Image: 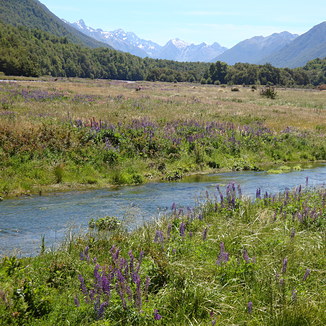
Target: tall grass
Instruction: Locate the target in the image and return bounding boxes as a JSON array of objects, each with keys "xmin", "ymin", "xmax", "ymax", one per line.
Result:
[
  {"xmin": 1, "ymin": 79, "xmax": 326, "ymax": 197},
  {"xmin": 0, "ymin": 184, "xmax": 325, "ymax": 325}
]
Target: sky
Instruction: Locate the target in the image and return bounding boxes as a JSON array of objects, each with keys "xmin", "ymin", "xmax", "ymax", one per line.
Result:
[{"xmin": 40, "ymin": 0, "xmax": 326, "ymax": 48}]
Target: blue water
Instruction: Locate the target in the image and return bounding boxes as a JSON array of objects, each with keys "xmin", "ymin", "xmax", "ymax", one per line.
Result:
[{"xmin": 0, "ymin": 164, "xmax": 325, "ymax": 257}]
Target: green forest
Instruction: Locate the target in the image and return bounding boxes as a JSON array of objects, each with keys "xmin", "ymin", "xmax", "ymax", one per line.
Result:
[{"xmin": 0, "ymin": 22, "xmax": 325, "ymax": 86}]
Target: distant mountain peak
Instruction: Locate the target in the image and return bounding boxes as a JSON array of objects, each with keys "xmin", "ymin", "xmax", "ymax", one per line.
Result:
[
  {"xmin": 170, "ymin": 38, "xmax": 190, "ymax": 49},
  {"xmin": 67, "ymin": 19, "xmax": 227, "ymax": 62},
  {"xmin": 213, "ymin": 31, "xmax": 298, "ymax": 65}
]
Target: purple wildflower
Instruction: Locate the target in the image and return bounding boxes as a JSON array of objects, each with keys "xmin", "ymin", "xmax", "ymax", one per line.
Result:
[
  {"xmin": 78, "ymin": 275, "xmax": 88, "ymax": 296},
  {"xmin": 217, "ymin": 242, "xmax": 229, "ymax": 265},
  {"xmin": 282, "ymin": 258, "xmax": 288, "ymax": 274},
  {"xmin": 154, "ymin": 230, "xmax": 165, "ymax": 243},
  {"xmin": 247, "ymin": 301, "xmax": 253, "ymax": 314},
  {"xmin": 256, "ymin": 188, "xmax": 261, "ymax": 199},
  {"xmin": 243, "ymin": 249, "xmax": 251, "ymax": 263},
  {"xmin": 74, "ymin": 296, "xmax": 80, "ymax": 307},
  {"xmin": 154, "ymin": 309, "xmax": 162, "ymax": 320},
  {"xmin": 179, "ymin": 222, "xmax": 186, "ymax": 237},
  {"xmin": 303, "ymin": 268, "xmax": 311, "ymax": 281}
]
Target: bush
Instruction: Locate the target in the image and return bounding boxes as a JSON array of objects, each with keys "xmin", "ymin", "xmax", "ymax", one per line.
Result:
[{"xmin": 260, "ymin": 86, "xmax": 277, "ymax": 99}]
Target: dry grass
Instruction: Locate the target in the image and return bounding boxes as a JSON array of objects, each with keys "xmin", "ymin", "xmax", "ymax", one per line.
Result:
[{"xmin": 4, "ymin": 79, "xmax": 325, "ymax": 132}]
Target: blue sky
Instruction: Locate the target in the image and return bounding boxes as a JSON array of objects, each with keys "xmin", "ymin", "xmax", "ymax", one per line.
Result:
[{"xmin": 40, "ymin": 0, "xmax": 326, "ymax": 48}]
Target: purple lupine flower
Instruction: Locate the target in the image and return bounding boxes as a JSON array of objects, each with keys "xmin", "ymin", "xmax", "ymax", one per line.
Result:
[
  {"xmin": 97, "ymin": 301, "xmax": 108, "ymax": 319},
  {"xmin": 243, "ymin": 249, "xmax": 251, "ymax": 263},
  {"xmin": 101, "ymin": 275, "xmax": 111, "ymax": 297},
  {"xmin": 291, "ymin": 289, "xmax": 297, "ymax": 302},
  {"xmin": 305, "ymin": 176, "xmax": 309, "ymax": 187},
  {"xmin": 247, "ymin": 301, "xmax": 253, "ymax": 314},
  {"xmin": 94, "ymin": 264, "xmax": 101, "ymax": 285},
  {"xmin": 154, "ymin": 230, "xmax": 165, "ymax": 243},
  {"xmin": 167, "ymin": 224, "xmax": 172, "ymax": 239},
  {"xmin": 110, "ymin": 245, "xmax": 120, "ymax": 262},
  {"xmin": 303, "ymin": 268, "xmax": 311, "ymax": 281},
  {"xmin": 79, "ymin": 246, "xmax": 90, "ymax": 262},
  {"xmin": 256, "ymin": 188, "xmax": 261, "ymax": 199},
  {"xmin": 282, "ymin": 258, "xmax": 288, "ymax": 274},
  {"xmin": 128, "ymin": 250, "xmax": 135, "ymax": 274},
  {"xmin": 202, "ymin": 227, "xmax": 208, "ymax": 241},
  {"xmin": 217, "ymin": 242, "xmax": 229, "ymax": 265},
  {"xmin": 74, "ymin": 296, "xmax": 80, "ymax": 307},
  {"xmin": 78, "ymin": 275, "xmax": 88, "ymax": 296},
  {"xmin": 115, "ymin": 270, "xmax": 127, "ymax": 308},
  {"xmin": 132, "ymin": 272, "xmax": 142, "ymax": 309},
  {"xmin": 154, "ymin": 309, "xmax": 162, "ymax": 320},
  {"xmin": 179, "ymin": 222, "xmax": 186, "ymax": 237}
]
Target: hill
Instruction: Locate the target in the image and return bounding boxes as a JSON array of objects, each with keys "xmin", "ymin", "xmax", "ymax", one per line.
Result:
[
  {"xmin": 260, "ymin": 21, "xmax": 326, "ymax": 68},
  {"xmin": 213, "ymin": 32, "xmax": 298, "ymax": 65},
  {"xmin": 0, "ymin": 0, "xmax": 111, "ymax": 48}
]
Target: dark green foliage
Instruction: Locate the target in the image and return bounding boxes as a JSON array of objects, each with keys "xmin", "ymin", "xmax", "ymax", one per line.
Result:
[
  {"xmin": 0, "ymin": 0, "xmax": 110, "ymax": 48},
  {"xmin": 88, "ymin": 216, "xmax": 121, "ymax": 231}
]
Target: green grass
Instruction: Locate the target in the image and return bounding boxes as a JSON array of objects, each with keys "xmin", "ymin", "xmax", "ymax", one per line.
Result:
[
  {"xmin": 0, "ymin": 185, "xmax": 325, "ymax": 325},
  {"xmin": 1, "ymin": 79, "xmax": 326, "ymax": 198}
]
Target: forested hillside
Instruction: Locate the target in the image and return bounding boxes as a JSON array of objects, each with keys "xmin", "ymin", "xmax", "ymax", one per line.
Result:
[
  {"xmin": 0, "ymin": 22, "xmax": 325, "ymax": 85},
  {"xmin": 0, "ymin": 0, "xmax": 111, "ymax": 48}
]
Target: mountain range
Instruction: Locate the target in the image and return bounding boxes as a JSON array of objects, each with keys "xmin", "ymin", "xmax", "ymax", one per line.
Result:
[
  {"xmin": 259, "ymin": 21, "xmax": 326, "ymax": 68},
  {"xmin": 213, "ymin": 32, "xmax": 299, "ymax": 65},
  {"xmin": 66, "ymin": 19, "xmax": 227, "ymax": 62},
  {"xmin": 67, "ymin": 19, "xmax": 326, "ymax": 68},
  {"xmin": 0, "ymin": 0, "xmax": 325, "ymax": 68}
]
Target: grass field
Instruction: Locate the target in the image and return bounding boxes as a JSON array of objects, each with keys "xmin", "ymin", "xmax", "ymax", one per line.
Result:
[
  {"xmin": 1, "ymin": 78, "xmax": 325, "ymax": 198},
  {"xmin": 0, "ymin": 78, "xmax": 325, "ymax": 325}
]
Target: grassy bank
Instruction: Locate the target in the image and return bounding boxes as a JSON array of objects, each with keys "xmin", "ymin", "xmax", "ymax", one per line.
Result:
[
  {"xmin": 1, "ymin": 79, "xmax": 326, "ymax": 198},
  {"xmin": 0, "ymin": 184, "xmax": 325, "ymax": 325}
]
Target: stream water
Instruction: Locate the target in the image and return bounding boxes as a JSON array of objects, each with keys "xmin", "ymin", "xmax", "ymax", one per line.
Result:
[{"xmin": 1, "ymin": 163, "xmax": 325, "ymax": 257}]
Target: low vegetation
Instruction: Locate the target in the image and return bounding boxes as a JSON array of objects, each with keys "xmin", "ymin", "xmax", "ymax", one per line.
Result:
[
  {"xmin": 0, "ymin": 183, "xmax": 325, "ymax": 325},
  {"xmin": 1, "ymin": 79, "xmax": 326, "ymax": 198}
]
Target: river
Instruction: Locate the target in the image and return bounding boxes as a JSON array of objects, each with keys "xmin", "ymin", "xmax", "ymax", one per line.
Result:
[{"xmin": 1, "ymin": 164, "xmax": 325, "ymax": 257}]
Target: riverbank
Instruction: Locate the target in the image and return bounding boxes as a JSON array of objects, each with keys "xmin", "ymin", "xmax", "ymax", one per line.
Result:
[
  {"xmin": 0, "ymin": 183, "xmax": 324, "ymax": 325},
  {"xmin": 1, "ymin": 78, "xmax": 326, "ymax": 198}
]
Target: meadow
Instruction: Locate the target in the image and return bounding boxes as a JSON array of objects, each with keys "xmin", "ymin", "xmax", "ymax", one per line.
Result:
[
  {"xmin": 0, "ymin": 78, "xmax": 326, "ymax": 198},
  {"xmin": 0, "ymin": 78, "xmax": 325, "ymax": 325}
]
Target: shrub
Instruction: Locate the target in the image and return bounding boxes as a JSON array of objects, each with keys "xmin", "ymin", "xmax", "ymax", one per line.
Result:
[{"xmin": 260, "ymin": 86, "xmax": 277, "ymax": 99}]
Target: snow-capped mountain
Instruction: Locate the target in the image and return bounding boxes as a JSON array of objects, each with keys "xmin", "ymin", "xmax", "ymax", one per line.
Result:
[{"xmin": 65, "ymin": 19, "xmax": 227, "ymax": 62}]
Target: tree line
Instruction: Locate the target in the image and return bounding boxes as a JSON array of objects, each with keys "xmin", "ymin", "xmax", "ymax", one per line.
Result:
[{"xmin": 0, "ymin": 22, "xmax": 325, "ymax": 86}]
